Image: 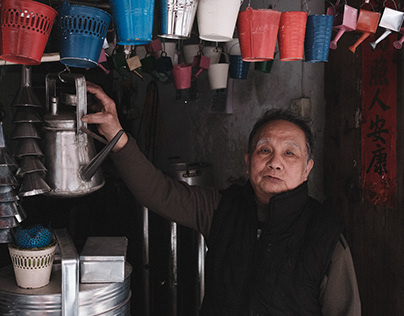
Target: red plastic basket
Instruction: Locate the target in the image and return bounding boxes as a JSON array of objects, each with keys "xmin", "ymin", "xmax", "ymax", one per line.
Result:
[{"xmin": 1, "ymin": 0, "xmax": 57, "ymax": 65}]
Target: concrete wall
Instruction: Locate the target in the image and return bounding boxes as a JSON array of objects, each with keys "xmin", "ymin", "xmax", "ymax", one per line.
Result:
[{"xmin": 149, "ymin": 0, "xmax": 327, "ymax": 201}]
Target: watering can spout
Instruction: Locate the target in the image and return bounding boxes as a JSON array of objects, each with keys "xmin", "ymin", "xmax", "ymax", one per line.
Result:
[
  {"xmin": 370, "ymin": 29, "xmax": 392, "ymax": 49},
  {"xmin": 349, "ymin": 32, "xmax": 370, "ymax": 53},
  {"xmin": 80, "ymin": 130, "xmax": 124, "ymax": 182},
  {"xmin": 330, "ymin": 28, "xmax": 346, "ymax": 50}
]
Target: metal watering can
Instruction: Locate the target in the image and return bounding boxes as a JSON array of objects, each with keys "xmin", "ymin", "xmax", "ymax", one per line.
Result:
[{"xmin": 43, "ymin": 72, "xmax": 123, "ymax": 197}]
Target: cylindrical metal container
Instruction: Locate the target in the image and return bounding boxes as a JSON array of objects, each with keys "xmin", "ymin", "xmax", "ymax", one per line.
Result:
[
  {"xmin": 164, "ymin": 161, "xmax": 213, "ymax": 315},
  {"xmin": 165, "ymin": 162, "xmax": 213, "ymax": 186},
  {"xmin": 0, "ymin": 263, "xmax": 132, "ymax": 315}
]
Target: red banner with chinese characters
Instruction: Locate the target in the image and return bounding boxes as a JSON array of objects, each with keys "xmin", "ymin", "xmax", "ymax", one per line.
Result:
[{"xmin": 361, "ymin": 26, "xmax": 397, "ymax": 208}]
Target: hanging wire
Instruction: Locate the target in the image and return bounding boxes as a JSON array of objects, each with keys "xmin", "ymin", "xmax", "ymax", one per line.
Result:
[
  {"xmin": 57, "ymin": 66, "xmax": 71, "ymax": 83},
  {"xmin": 303, "ymin": 0, "xmax": 311, "ymax": 13}
]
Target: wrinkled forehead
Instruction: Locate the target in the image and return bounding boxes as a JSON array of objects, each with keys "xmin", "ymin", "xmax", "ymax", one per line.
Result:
[{"xmin": 255, "ymin": 137, "xmax": 302, "ymax": 150}]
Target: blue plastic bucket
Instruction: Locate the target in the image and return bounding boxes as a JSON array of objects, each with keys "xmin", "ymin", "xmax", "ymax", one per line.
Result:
[
  {"xmin": 229, "ymin": 55, "xmax": 250, "ymax": 79},
  {"xmin": 109, "ymin": 0, "xmax": 155, "ymax": 45},
  {"xmin": 304, "ymin": 14, "xmax": 334, "ymax": 63},
  {"xmin": 58, "ymin": 2, "xmax": 111, "ymax": 68}
]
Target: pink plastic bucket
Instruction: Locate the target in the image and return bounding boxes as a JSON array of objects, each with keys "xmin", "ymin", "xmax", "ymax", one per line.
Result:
[{"xmin": 172, "ymin": 63, "xmax": 192, "ymax": 89}]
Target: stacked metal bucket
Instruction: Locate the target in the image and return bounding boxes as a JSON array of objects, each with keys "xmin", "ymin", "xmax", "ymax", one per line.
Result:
[
  {"xmin": 11, "ymin": 66, "xmax": 50, "ymax": 196},
  {"xmin": 0, "ymin": 122, "xmax": 26, "ymax": 243}
]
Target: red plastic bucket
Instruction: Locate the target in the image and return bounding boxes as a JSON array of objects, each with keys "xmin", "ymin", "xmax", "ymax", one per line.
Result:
[
  {"xmin": 237, "ymin": 7, "xmax": 281, "ymax": 61},
  {"xmin": 1, "ymin": 0, "xmax": 57, "ymax": 65},
  {"xmin": 172, "ymin": 63, "xmax": 192, "ymax": 89},
  {"xmin": 278, "ymin": 11, "xmax": 308, "ymax": 61}
]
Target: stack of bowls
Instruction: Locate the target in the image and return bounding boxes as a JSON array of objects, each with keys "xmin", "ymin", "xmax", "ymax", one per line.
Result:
[
  {"xmin": 0, "ymin": 122, "xmax": 26, "ymax": 243},
  {"xmin": 11, "ymin": 66, "xmax": 50, "ymax": 197}
]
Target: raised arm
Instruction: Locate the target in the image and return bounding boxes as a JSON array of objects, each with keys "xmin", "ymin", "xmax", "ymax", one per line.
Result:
[{"xmin": 81, "ymin": 81, "xmax": 128, "ymax": 152}]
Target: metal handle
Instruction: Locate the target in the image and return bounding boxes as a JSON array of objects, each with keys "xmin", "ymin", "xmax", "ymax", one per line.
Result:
[
  {"xmin": 80, "ymin": 130, "xmax": 124, "ymax": 182},
  {"xmin": 54, "ymin": 229, "xmax": 79, "ymax": 316}
]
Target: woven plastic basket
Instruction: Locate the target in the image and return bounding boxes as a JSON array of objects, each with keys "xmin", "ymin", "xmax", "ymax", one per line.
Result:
[{"xmin": 8, "ymin": 242, "xmax": 57, "ymax": 289}]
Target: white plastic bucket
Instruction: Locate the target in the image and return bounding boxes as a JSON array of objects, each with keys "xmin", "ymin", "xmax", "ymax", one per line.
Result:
[
  {"xmin": 184, "ymin": 44, "xmax": 200, "ymax": 64},
  {"xmin": 225, "ymin": 38, "xmax": 241, "ymax": 55},
  {"xmin": 208, "ymin": 63, "xmax": 229, "ymax": 89},
  {"xmin": 202, "ymin": 46, "xmax": 222, "ymax": 64},
  {"xmin": 197, "ymin": 0, "xmax": 242, "ymax": 42},
  {"xmin": 8, "ymin": 243, "xmax": 57, "ymax": 289}
]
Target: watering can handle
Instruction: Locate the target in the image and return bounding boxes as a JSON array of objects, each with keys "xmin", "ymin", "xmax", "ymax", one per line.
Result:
[
  {"xmin": 80, "ymin": 129, "xmax": 124, "ymax": 182},
  {"xmin": 383, "ymin": 0, "xmax": 398, "ymax": 10}
]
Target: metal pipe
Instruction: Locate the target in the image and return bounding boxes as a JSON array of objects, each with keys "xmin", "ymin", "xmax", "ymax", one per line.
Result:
[
  {"xmin": 142, "ymin": 206, "xmax": 150, "ymax": 316},
  {"xmin": 169, "ymin": 221, "xmax": 178, "ymax": 316},
  {"xmin": 197, "ymin": 233, "xmax": 206, "ymax": 314}
]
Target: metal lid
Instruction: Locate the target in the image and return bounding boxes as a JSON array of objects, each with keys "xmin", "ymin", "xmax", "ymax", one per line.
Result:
[{"xmin": 80, "ymin": 236, "xmax": 128, "ymax": 262}]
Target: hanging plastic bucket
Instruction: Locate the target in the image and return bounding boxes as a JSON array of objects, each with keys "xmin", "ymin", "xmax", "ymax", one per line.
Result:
[
  {"xmin": 255, "ymin": 59, "xmax": 274, "ymax": 73},
  {"xmin": 202, "ymin": 46, "xmax": 222, "ymax": 64},
  {"xmin": 229, "ymin": 55, "xmax": 250, "ymax": 79},
  {"xmin": 237, "ymin": 7, "xmax": 281, "ymax": 61},
  {"xmin": 159, "ymin": 0, "xmax": 199, "ymax": 39},
  {"xmin": 57, "ymin": 2, "xmax": 111, "ymax": 68},
  {"xmin": 197, "ymin": 0, "xmax": 241, "ymax": 42},
  {"xmin": 172, "ymin": 63, "xmax": 192, "ymax": 89},
  {"xmin": 225, "ymin": 38, "xmax": 241, "ymax": 55},
  {"xmin": 278, "ymin": 11, "xmax": 308, "ymax": 61},
  {"xmin": 304, "ymin": 14, "xmax": 334, "ymax": 63},
  {"xmin": 0, "ymin": 0, "xmax": 57, "ymax": 65},
  {"xmin": 208, "ymin": 63, "xmax": 229, "ymax": 89},
  {"xmin": 109, "ymin": 0, "xmax": 155, "ymax": 45}
]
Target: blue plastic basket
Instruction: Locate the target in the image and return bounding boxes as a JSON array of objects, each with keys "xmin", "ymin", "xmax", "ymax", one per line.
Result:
[
  {"xmin": 109, "ymin": 0, "xmax": 155, "ymax": 45},
  {"xmin": 229, "ymin": 55, "xmax": 250, "ymax": 79},
  {"xmin": 304, "ymin": 14, "xmax": 334, "ymax": 63},
  {"xmin": 57, "ymin": 1, "xmax": 111, "ymax": 68}
]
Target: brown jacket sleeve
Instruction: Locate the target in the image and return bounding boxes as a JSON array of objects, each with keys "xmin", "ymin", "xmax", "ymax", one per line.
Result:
[{"xmin": 109, "ymin": 135, "xmax": 221, "ymax": 237}]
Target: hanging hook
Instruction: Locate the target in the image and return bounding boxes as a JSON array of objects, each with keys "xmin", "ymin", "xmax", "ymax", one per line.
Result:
[{"xmin": 57, "ymin": 66, "xmax": 70, "ymax": 83}]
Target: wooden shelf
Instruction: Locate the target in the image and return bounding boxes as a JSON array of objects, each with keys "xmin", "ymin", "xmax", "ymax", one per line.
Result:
[{"xmin": 0, "ymin": 53, "xmax": 60, "ymax": 66}]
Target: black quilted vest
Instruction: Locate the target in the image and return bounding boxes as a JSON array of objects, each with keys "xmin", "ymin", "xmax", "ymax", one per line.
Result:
[{"xmin": 200, "ymin": 181, "xmax": 343, "ymax": 316}]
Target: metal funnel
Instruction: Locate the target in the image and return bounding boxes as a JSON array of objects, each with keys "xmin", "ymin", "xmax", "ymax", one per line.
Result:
[
  {"xmin": 0, "ymin": 228, "xmax": 13, "ymax": 243},
  {"xmin": 19, "ymin": 172, "xmax": 51, "ymax": 197},
  {"xmin": 0, "ymin": 185, "xmax": 15, "ymax": 194},
  {"xmin": 11, "ymin": 66, "xmax": 42, "ymax": 108},
  {"xmin": 0, "ymin": 216, "xmax": 18, "ymax": 229},
  {"xmin": 0, "ymin": 202, "xmax": 21, "ymax": 217},
  {"xmin": 12, "ymin": 107, "xmax": 43, "ymax": 123},
  {"xmin": 0, "ymin": 166, "xmax": 19, "ymax": 186},
  {"xmin": 11, "ymin": 123, "xmax": 41, "ymax": 139},
  {"xmin": 14, "ymin": 139, "xmax": 44, "ymax": 158},
  {"xmin": 17, "ymin": 156, "xmax": 47, "ymax": 176},
  {"xmin": 0, "ymin": 189, "xmax": 19, "ymax": 202},
  {"xmin": 0, "ymin": 148, "xmax": 19, "ymax": 172},
  {"xmin": 14, "ymin": 205, "xmax": 28, "ymax": 223}
]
